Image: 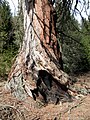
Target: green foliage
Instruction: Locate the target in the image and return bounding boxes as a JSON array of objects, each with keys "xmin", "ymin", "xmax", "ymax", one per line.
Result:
[
  {"xmin": 62, "ymin": 37, "xmax": 89, "ymax": 74},
  {"xmin": 0, "ymin": 0, "xmax": 24, "ymax": 81},
  {"xmin": 56, "ymin": 1, "xmax": 89, "ymax": 74},
  {"xmin": 13, "ymin": 13, "xmax": 24, "ymax": 47},
  {"xmin": 81, "ymin": 19, "xmax": 90, "ymax": 65},
  {"xmin": 0, "ymin": 0, "xmax": 14, "ymax": 50},
  {"xmin": 0, "ymin": 0, "xmax": 20, "ymax": 80},
  {"xmin": 0, "ymin": 49, "xmax": 17, "ymax": 80}
]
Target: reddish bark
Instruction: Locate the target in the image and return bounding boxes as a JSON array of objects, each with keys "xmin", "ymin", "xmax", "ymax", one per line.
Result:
[
  {"xmin": 34, "ymin": 0, "xmax": 60, "ymax": 61},
  {"xmin": 6, "ymin": 0, "xmax": 71, "ymax": 103}
]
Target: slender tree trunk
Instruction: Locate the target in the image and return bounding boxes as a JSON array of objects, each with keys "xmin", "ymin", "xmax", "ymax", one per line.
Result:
[{"xmin": 6, "ymin": 0, "xmax": 70, "ymax": 104}]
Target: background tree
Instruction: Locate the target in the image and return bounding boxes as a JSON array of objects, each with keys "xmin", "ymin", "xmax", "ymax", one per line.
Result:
[
  {"xmin": 12, "ymin": 5, "xmax": 24, "ymax": 49},
  {"xmin": 0, "ymin": 0, "xmax": 13, "ymax": 50},
  {"xmin": 0, "ymin": 0, "xmax": 19, "ymax": 80},
  {"xmin": 81, "ymin": 17, "xmax": 90, "ymax": 68},
  {"xmin": 56, "ymin": 0, "xmax": 89, "ymax": 74}
]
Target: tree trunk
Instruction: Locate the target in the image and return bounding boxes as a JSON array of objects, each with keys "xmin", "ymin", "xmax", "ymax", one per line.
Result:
[{"xmin": 6, "ymin": 0, "xmax": 71, "ymax": 104}]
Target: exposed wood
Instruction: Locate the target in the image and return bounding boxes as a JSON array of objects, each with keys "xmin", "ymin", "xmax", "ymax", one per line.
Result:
[{"xmin": 6, "ymin": 0, "xmax": 71, "ymax": 103}]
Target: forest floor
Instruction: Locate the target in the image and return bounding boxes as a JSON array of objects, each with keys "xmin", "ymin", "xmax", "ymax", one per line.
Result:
[{"xmin": 0, "ymin": 72, "xmax": 90, "ymax": 120}]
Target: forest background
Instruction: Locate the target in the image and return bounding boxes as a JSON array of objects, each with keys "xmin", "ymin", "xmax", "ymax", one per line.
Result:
[{"xmin": 0, "ymin": 0, "xmax": 90, "ymax": 81}]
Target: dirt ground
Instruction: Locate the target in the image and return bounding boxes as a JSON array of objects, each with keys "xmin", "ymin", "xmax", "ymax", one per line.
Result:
[{"xmin": 0, "ymin": 72, "xmax": 90, "ymax": 120}]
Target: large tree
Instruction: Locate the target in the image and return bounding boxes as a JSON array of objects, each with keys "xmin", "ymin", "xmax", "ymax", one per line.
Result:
[{"xmin": 6, "ymin": 0, "xmax": 73, "ymax": 104}]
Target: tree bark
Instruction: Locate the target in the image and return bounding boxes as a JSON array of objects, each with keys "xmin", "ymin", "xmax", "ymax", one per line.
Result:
[{"xmin": 6, "ymin": 0, "xmax": 71, "ymax": 104}]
